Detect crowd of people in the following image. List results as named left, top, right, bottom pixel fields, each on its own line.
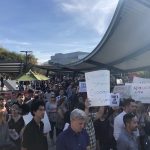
left=0, top=75, right=150, bottom=150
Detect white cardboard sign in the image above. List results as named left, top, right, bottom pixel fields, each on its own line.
left=113, top=85, right=131, bottom=99
left=131, top=83, right=150, bottom=103
left=133, top=77, right=150, bottom=84
left=85, top=70, right=110, bottom=106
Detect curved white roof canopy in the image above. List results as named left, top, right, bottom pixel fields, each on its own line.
left=66, top=0, right=150, bottom=72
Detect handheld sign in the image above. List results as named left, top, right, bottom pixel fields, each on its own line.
left=110, top=93, right=120, bottom=107
left=79, top=82, right=87, bottom=92
left=85, top=70, right=110, bottom=106
left=113, top=85, right=131, bottom=99
left=133, top=77, right=150, bottom=84
left=131, top=83, right=150, bottom=103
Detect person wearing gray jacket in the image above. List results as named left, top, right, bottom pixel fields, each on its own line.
left=117, top=113, right=139, bottom=150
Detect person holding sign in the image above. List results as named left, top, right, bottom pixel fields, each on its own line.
left=94, top=106, right=116, bottom=150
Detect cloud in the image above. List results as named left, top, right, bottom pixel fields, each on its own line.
left=31, top=40, right=96, bottom=64
left=59, top=0, right=119, bottom=35
left=0, top=39, right=31, bottom=46
left=32, top=40, right=98, bottom=54
left=36, top=39, right=98, bottom=47
left=33, top=51, right=52, bottom=64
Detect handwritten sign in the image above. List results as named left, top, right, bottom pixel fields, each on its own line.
left=133, top=77, right=150, bottom=84
left=110, top=93, right=120, bottom=107
left=113, top=85, right=131, bottom=99
left=79, top=82, right=87, bottom=92
left=131, top=83, right=150, bottom=103
left=85, top=70, right=110, bottom=106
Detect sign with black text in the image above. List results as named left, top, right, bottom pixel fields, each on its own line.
left=85, top=70, right=110, bottom=106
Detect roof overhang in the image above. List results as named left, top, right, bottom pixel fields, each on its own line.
left=66, top=0, right=150, bottom=72
left=0, top=62, right=24, bottom=73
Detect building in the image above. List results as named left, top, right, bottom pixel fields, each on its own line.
left=50, top=51, right=89, bottom=65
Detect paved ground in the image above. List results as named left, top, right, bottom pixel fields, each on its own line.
left=47, top=133, right=56, bottom=150
left=48, top=140, right=56, bottom=150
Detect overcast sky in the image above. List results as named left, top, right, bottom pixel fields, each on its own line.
left=0, top=0, right=119, bottom=64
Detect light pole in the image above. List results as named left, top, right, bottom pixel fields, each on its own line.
left=20, top=50, right=32, bottom=71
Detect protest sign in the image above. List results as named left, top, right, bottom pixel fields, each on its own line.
left=79, top=82, right=87, bottom=92
left=85, top=70, right=110, bottom=106
left=133, top=77, right=150, bottom=84
left=110, top=93, right=120, bottom=107
left=131, top=83, right=150, bottom=103
left=113, top=85, right=131, bottom=99
left=125, top=83, right=132, bottom=86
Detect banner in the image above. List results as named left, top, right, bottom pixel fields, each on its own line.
left=85, top=70, right=110, bottom=106
left=131, top=83, right=150, bottom=103
left=133, top=77, right=150, bottom=84
left=79, top=82, right=87, bottom=92
left=113, top=85, right=131, bottom=99
left=110, top=93, right=120, bottom=107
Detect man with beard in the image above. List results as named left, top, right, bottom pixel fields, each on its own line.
left=117, top=113, right=139, bottom=150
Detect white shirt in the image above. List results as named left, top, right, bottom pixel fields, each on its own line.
left=114, top=111, right=126, bottom=140
left=23, top=112, right=51, bottom=134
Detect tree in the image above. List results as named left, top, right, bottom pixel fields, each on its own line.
left=0, top=47, right=37, bottom=64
